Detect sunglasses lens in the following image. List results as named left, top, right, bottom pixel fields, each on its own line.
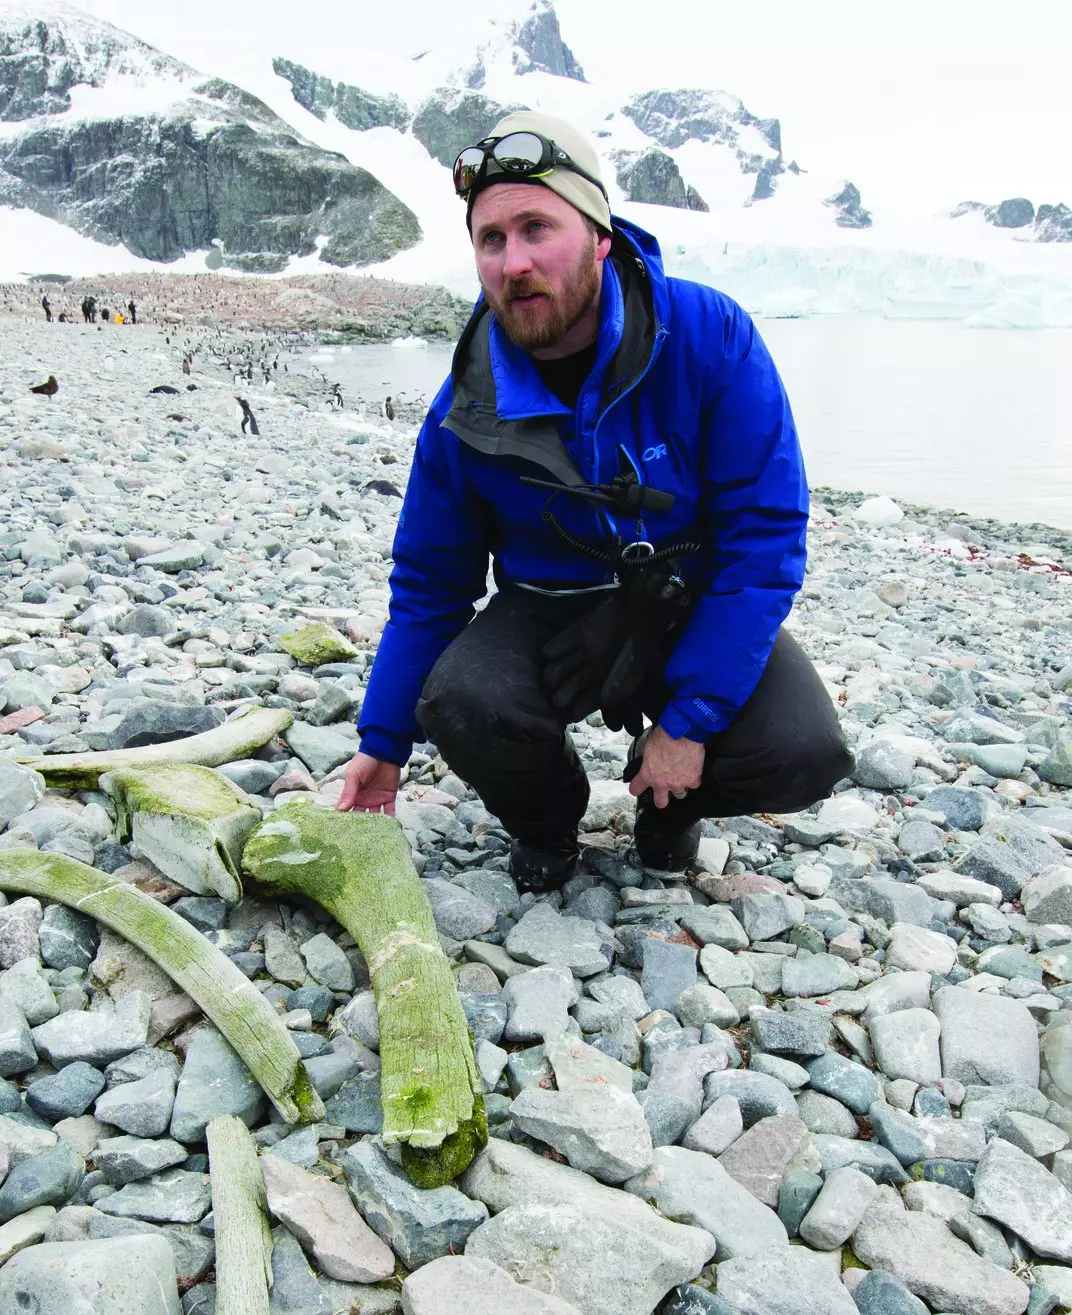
left=454, top=147, right=486, bottom=195
left=492, top=132, right=545, bottom=174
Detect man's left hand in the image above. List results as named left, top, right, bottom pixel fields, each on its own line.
left=627, top=725, right=705, bottom=809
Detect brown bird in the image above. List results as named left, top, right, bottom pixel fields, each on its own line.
left=29, top=375, right=58, bottom=397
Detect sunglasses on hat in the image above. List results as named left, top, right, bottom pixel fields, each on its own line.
left=453, top=131, right=608, bottom=201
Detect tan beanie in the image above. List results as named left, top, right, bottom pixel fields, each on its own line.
left=465, top=109, right=612, bottom=234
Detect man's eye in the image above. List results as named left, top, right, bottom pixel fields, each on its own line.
left=481, top=232, right=504, bottom=247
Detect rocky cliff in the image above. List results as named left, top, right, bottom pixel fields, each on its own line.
left=272, top=57, right=409, bottom=133
left=0, top=4, right=421, bottom=269
left=610, top=148, right=707, bottom=211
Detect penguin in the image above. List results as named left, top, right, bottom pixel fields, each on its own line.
left=382, top=395, right=395, bottom=421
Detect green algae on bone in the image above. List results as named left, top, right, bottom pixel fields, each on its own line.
left=0, top=848, right=325, bottom=1127
left=243, top=798, right=486, bottom=1184
left=102, top=764, right=261, bottom=902
left=11, top=705, right=293, bottom=789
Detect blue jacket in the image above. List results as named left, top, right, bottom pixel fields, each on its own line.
left=358, top=216, right=808, bottom=766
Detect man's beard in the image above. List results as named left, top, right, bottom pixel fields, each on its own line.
left=482, top=234, right=600, bottom=352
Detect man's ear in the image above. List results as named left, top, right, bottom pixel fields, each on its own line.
left=596, top=231, right=613, bottom=262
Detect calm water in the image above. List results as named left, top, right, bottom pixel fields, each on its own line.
left=302, top=318, right=1072, bottom=532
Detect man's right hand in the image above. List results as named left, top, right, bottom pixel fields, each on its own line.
left=335, top=753, right=401, bottom=814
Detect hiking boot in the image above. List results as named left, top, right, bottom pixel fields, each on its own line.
left=633, top=809, right=702, bottom=871
left=509, top=835, right=580, bottom=894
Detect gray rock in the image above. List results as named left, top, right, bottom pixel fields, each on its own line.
left=268, top=1224, right=331, bottom=1315
left=341, top=1136, right=488, bottom=1270
left=83, top=1213, right=213, bottom=1287
left=680, top=905, right=749, bottom=950
left=94, top=1169, right=212, bottom=1224
left=716, top=1112, right=809, bottom=1206
left=673, top=982, right=739, bottom=1029
left=38, top=903, right=98, bottom=970
left=215, top=760, right=287, bottom=795
left=777, top=1167, right=823, bottom=1237
left=94, top=1136, right=188, bottom=1184
left=996, top=1110, right=1069, bottom=1159
left=402, top=1254, right=581, bottom=1314
left=781, top=953, right=857, bottom=997
left=624, top=1143, right=786, bottom=1260
left=169, top=1028, right=266, bottom=1143
left=0, top=1235, right=180, bottom=1314
left=1022, top=866, right=1072, bottom=925
left=0, top=957, right=59, bottom=1026
left=972, top=1136, right=1072, bottom=1262
left=334, top=990, right=379, bottom=1050
left=104, top=701, right=225, bottom=750
left=94, top=1069, right=176, bottom=1137
left=798, top=1165, right=880, bottom=1248
left=852, top=1269, right=929, bottom=1315
left=465, top=1200, right=710, bottom=1315
left=897, top=819, right=946, bottom=860
left=922, top=785, right=990, bottom=831
left=0, top=760, right=45, bottom=829
left=813, top=1134, right=909, bottom=1185
left=682, top=1093, right=743, bottom=1154
left=586, top=973, right=649, bottom=1020
left=0, top=672, right=55, bottom=713
left=731, top=893, right=805, bottom=942
left=751, top=1008, right=832, bottom=1059
left=137, top=545, right=208, bottom=572
left=505, top=904, right=610, bottom=977
left=501, top=964, right=576, bottom=1042
left=855, top=740, right=916, bottom=789
left=795, top=1090, right=859, bottom=1138
left=27, top=1062, right=106, bottom=1121
left=641, top=938, right=697, bottom=1012
left=116, top=604, right=175, bottom=638
left=0, top=896, right=42, bottom=968
left=262, top=927, right=307, bottom=986
left=806, top=1051, right=883, bottom=1114
left=870, top=1007, right=942, bottom=1084
left=260, top=1155, right=393, bottom=1283
left=421, top=879, right=497, bottom=941
left=283, top=722, right=361, bottom=773
left=933, top=985, right=1040, bottom=1087
left=0, top=999, right=36, bottom=1077
left=509, top=1084, right=653, bottom=1183
left=455, top=869, right=521, bottom=918
left=853, top=1196, right=1030, bottom=1315
left=298, top=932, right=354, bottom=992
left=0, top=1140, right=84, bottom=1222
left=703, top=1069, right=797, bottom=1126
left=32, top=991, right=151, bottom=1067
left=323, top=1072, right=383, bottom=1133
left=105, top=1048, right=181, bottom=1089
left=714, top=1245, right=858, bottom=1314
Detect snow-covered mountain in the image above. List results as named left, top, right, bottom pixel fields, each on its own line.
left=1, top=0, right=1069, bottom=321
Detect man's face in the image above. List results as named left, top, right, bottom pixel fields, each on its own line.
left=471, top=183, right=611, bottom=355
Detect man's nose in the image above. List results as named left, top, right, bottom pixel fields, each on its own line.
left=502, top=235, right=534, bottom=279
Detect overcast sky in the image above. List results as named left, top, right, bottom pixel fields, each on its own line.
left=70, top=0, right=1072, bottom=210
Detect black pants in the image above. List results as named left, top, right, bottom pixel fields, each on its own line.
left=417, top=587, right=854, bottom=848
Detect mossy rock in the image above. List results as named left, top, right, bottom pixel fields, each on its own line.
left=277, top=623, right=358, bottom=666
left=102, top=764, right=259, bottom=902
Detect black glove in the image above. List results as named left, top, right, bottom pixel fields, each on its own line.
left=541, top=595, right=632, bottom=724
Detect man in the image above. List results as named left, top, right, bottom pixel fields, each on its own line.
left=337, top=111, right=852, bottom=890
left=128, top=296, right=137, bottom=325
left=41, top=293, right=52, bottom=323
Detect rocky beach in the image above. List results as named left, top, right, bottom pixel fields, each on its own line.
left=0, top=304, right=1071, bottom=1315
